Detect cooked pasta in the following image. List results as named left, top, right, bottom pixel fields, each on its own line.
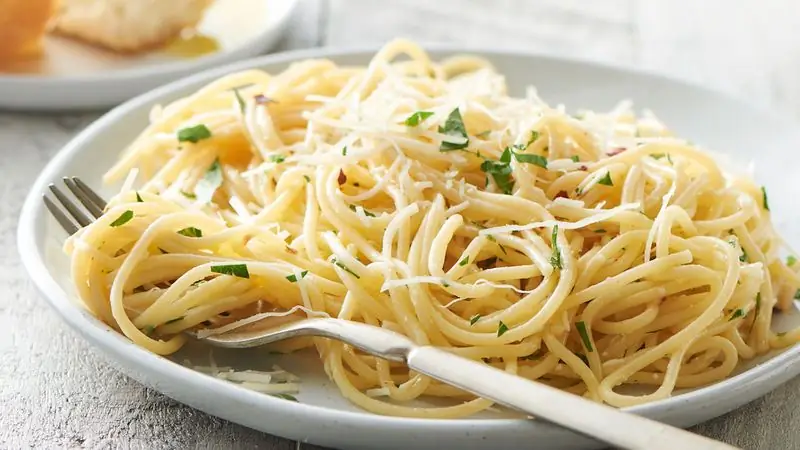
left=66, top=39, right=800, bottom=418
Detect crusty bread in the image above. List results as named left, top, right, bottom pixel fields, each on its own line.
left=49, top=0, right=214, bottom=53
left=0, top=0, right=57, bottom=59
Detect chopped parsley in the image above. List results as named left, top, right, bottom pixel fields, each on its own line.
left=342, top=146, right=348, bottom=156
left=180, top=190, right=197, bottom=200
left=403, top=111, right=434, bottom=127
left=349, top=204, right=376, bottom=217
left=196, top=159, right=223, bottom=203
left=109, top=210, right=134, bottom=227
left=141, top=325, right=155, bottom=335
left=651, top=153, right=666, bottom=160
left=512, top=150, right=548, bottom=169
left=135, top=191, right=143, bottom=202
left=576, top=321, right=593, bottom=352
left=469, top=314, right=481, bottom=325
left=303, top=175, right=311, bottom=182
left=177, top=124, right=212, bottom=143
left=177, top=227, right=203, bottom=238
left=497, top=320, right=509, bottom=337
left=729, top=309, right=745, bottom=321
left=164, top=316, right=184, bottom=325
left=286, top=270, right=309, bottom=282
left=597, top=171, right=614, bottom=186
left=210, top=263, right=250, bottom=279
left=480, top=147, right=514, bottom=194
left=594, top=229, right=606, bottom=233
left=570, top=155, right=580, bottom=162
left=788, top=255, right=797, bottom=267
left=761, top=186, right=769, bottom=211
left=550, top=225, right=562, bottom=269
left=271, top=393, right=298, bottom=402
left=459, top=256, right=469, bottom=267
left=439, top=108, right=469, bottom=151
left=270, top=154, right=286, bottom=163
left=233, top=88, right=246, bottom=112
left=333, top=259, right=360, bottom=279
left=526, top=130, right=540, bottom=147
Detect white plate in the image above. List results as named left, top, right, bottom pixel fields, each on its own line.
left=17, top=46, right=800, bottom=450
left=0, top=0, right=298, bottom=111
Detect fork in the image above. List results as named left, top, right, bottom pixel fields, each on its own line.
left=45, top=177, right=739, bottom=450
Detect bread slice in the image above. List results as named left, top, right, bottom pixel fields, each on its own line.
left=0, top=0, right=57, bottom=59
left=49, top=0, right=214, bottom=53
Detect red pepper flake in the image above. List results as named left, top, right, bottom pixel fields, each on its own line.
left=254, top=94, right=276, bottom=105
left=555, top=191, right=569, bottom=199
left=338, top=169, right=347, bottom=185
left=578, top=165, right=588, bottom=171
left=285, top=246, right=298, bottom=255
left=607, top=147, right=626, bottom=156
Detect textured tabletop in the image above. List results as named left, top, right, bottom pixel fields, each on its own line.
left=4, top=1, right=800, bottom=448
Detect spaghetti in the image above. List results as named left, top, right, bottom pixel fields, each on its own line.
left=66, top=39, right=800, bottom=418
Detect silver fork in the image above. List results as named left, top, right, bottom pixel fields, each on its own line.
left=45, top=177, right=739, bottom=450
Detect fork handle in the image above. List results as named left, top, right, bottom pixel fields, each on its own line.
left=408, top=346, right=739, bottom=450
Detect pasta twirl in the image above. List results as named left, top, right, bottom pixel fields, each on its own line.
left=66, top=39, right=800, bottom=418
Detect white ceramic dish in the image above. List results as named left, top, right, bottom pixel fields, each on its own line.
left=0, top=0, right=298, bottom=111
left=17, top=46, right=800, bottom=450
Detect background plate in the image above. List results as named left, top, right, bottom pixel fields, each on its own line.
left=17, top=46, right=800, bottom=450
left=0, top=0, right=298, bottom=111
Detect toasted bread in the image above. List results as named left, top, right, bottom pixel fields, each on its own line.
left=0, top=0, right=57, bottom=59
left=49, top=0, right=214, bottom=53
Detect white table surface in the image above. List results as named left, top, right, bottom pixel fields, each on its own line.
left=3, top=1, right=800, bottom=448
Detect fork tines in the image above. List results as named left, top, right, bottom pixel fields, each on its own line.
left=43, top=177, right=107, bottom=235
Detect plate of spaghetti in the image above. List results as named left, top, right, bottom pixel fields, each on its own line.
left=18, top=40, right=800, bottom=449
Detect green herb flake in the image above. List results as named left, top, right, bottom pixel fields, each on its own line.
left=109, top=210, right=134, bottom=227
left=135, top=191, right=143, bottom=202
left=342, top=146, right=348, bottom=156
left=750, top=293, right=762, bottom=334
left=512, top=150, right=548, bottom=169
left=210, top=263, right=250, bottom=279
left=180, top=190, right=197, bottom=200
left=497, top=320, right=509, bottom=337
left=729, top=308, right=745, bottom=321
left=233, top=88, right=246, bottom=113
left=286, top=270, right=309, bottom=282
left=651, top=153, right=666, bottom=160
left=469, top=314, right=481, bottom=325
left=164, top=316, right=184, bottom=325
left=404, top=111, right=434, bottom=127
left=594, top=229, right=606, bottom=233
left=526, top=130, right=540, bottom=147
left=597, top=171, right=614, bottom=186
left=271, top=393, right=298, bottom=402
left=795, top=289, right=800, bottom=300
left=333, top=259, right=361, bottom=279
left=141, top=325, right=155, bottom=335
left=459, top=256, right=469, bottom=267
left=177, top=227, right=203, bottom=238
left=788, top=256, right=797, bottom=267
left=486, top=235, right=497, bottom=243
left=761, top=186, right=769, bottom=211
left=196, top=159, right=223, bottom=203
left=439, top=108, right=469, bottom=151
left=570, top=155, right=580, bottom=162
left=303, top=175, right=311, bottom=182
left=480, top=148, right=514, bottom=194
left=177, top=124, right=212, bottom=143
left=270, top=154, right=286, bottom=163
left=550, top=224, right=562, bottom=269
left=576, top=321, right=593, bottom=352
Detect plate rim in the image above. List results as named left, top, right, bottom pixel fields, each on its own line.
left=0, top=0, right=299, bottom=85
left=17, top=43, right=800, bottom=441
